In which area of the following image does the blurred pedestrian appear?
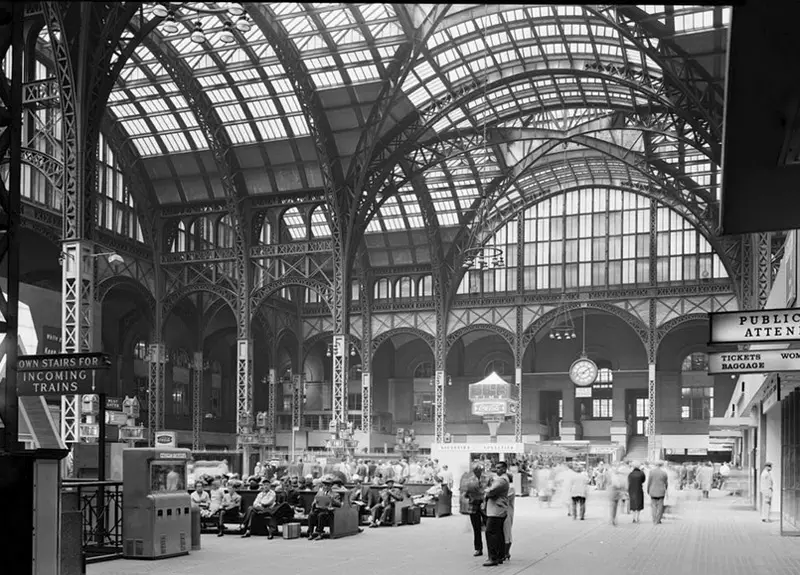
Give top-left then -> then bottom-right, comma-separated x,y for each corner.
628,461 -> 645,524
760,462 -> 774,523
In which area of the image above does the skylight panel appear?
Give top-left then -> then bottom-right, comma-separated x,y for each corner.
247,99 -> 278,118
312,71 -> 345,88
131,137 -> 162,156
161,132 -> 192,153
139,99 -> 170,114
439,212 -> 459,226
110,103 -> 139,118
365,218 -> 382,233
150,114 -> 181,132
188,130 -> 207,148
239,83 -> 270,99
121,119 -> 151,136
256,119 -> 288,140
208,88 -> 236,103
288,115 -> 309,136
226,123 -> 256,145
216,104 -> 247,123
383,217 -> 405,231
348,65 -> 380,82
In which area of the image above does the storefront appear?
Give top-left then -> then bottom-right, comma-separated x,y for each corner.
781,380 -> 800,536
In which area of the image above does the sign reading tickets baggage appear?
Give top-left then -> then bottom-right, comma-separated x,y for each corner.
709,309 -> 800,344
16,352 -> 111,396
708,349 -> 800,374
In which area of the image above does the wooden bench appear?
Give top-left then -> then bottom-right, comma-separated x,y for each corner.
402,483 -> 452,518
365,485 -> 414,526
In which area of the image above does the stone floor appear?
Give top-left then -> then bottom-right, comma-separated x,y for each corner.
90,491 -> 800,575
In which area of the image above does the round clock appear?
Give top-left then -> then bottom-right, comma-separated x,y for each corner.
569,357 -> 598,386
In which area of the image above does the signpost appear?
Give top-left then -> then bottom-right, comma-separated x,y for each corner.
707,349 -> 800,374
16,352 -> 111,396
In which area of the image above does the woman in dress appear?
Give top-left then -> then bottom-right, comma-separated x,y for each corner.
627,461 -> 646,524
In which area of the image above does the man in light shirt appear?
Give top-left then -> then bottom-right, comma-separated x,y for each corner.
190,482 -> 212,518
760,462 -> 774,522
438,464 -> 454,490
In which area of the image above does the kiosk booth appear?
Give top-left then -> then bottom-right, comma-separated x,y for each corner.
122,447 -> 192,559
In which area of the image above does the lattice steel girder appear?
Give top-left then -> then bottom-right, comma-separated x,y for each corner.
133,24 -> 251,344
148,343 -> 167,442
434,370 -> 446,444
757,232 -> 772,309
236,339 -> 253,444
192,351 -> 203,451
22,78 -> 59,108
345,4 -> 451,222
267,366 -> 277,444
161,248 -> 237,266
290,374 -> 303,431
332,335 -> 348,427
250,240 -> 333,259
591,6 -> 724,160
60,240 -> 95,445
361,67 -> 717,215
514,366 -> 523,444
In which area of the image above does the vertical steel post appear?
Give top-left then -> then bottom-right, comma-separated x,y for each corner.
267,366 -> 276,449
0,0 -> 23,453
237,338 -> 253,474
147,342 -> 166,444
192,351 -> 203,451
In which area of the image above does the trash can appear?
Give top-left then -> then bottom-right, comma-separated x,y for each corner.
190,507 -> 201,551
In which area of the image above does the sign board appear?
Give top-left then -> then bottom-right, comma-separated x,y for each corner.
665,448 -> 687,455
40,326 -> 61,355
122,396 -> 140,418
575,387 -> 592,398
80,424 -> 99,438
119,426 -> 145,441
434,443 -> 524,453
158,451 -> 188,460
787,231 -> 797,307
17,352 -> 111,396
105,396 -> 123,411
762,375 -> 781,413
709,309 -> 800,344
707,349 -> 800,375
154,431 -> 177,448
472,401 -> 508,416
105,411 -> 128,426
687,448 -> 708,456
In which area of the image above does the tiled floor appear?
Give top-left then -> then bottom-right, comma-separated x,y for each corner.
89,491 -> 800,575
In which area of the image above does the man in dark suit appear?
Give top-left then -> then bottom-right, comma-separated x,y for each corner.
646,461 -> 669,525
483,461 -> 510,567
462,462 -> 489,557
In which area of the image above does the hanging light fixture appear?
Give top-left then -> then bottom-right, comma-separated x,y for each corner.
548,298 -> 577,340
462,246 -> 505,270
151,2 -> 252,42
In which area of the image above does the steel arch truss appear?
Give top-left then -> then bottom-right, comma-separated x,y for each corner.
655,313 -> 709,351
96,275 -> 156,317
161,284 -> 237,334
371,327 -> 436,355
446,324 -> 517,353
251,277 -> 333,318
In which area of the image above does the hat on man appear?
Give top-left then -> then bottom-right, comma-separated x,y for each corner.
321,475 -> 334,484
352,474 -> 362,482
385,478 -> 395,484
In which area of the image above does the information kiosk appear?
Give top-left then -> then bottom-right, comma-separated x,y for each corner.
122,447 -> 192,559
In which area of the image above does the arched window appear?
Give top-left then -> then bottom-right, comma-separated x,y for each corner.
413,361 -> 434,379
682,352 -> 709,372
484,359 -> 511,377
351,279 -> 360,301
173,221 -> 188,252
395,277 -> 414,299
216,214 -> 234,248
133,340 -> 148,360
189,217 -> 214,251
259,220 -> 272,245
418,275 -> 433,297
374,278 -> 391,299
282,207 -> 305,240
310,206 -> 331,238
96,132 -> 145,242
305,288 -> 321,304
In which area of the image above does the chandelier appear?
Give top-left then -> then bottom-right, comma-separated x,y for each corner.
549,306 -> 577,340
462,246 -> 505,270
151,2 -> 252,44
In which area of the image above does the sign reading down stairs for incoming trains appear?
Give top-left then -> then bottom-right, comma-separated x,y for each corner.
16,352 -> 111,396
709,308 -> 800,344
707,349 -> 800,375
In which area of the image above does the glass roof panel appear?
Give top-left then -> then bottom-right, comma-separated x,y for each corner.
310,206 -> 332,238
283,207 -> 306,240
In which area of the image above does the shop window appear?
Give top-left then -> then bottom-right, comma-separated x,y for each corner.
681,386 -> 714,419
413,392 -> 434,422
597,368 -> 613,383
592,398 -> 613,418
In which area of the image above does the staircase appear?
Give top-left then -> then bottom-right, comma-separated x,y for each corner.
18,395 -> 64,450
625,436 -> 649,462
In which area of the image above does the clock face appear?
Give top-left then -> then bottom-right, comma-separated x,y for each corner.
570,358 -> 598,386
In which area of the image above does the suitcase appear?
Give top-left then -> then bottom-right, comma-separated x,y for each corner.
402,506 -> 421,525
282,522 -> 301,539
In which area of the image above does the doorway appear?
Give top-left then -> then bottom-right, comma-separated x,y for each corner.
539,391 -> 563,440
626,389 -> 649,436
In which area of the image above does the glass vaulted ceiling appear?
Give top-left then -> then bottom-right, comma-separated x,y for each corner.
99,4 -> 727,248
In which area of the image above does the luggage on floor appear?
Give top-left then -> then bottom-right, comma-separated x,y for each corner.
402,506 -> 421,525
283,522 -> 301,539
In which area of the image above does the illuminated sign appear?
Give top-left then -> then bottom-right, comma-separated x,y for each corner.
472,401 -> 508,416
709,309 -> 800,344
80,424 -> 99,438
157,451 -> 188,460
154,431 -> 177,448
575,387 -> 592,398
708,349 -> 800,374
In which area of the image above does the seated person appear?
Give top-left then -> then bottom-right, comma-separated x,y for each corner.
208,479 -> 224,516
216,481 -> 243,537
190,482 -> 213,518
306,476 -> 342,540
369,478 -> 403,527
349,475 -> 367,510
411,476 -> 444,507
241,480 -> 294,539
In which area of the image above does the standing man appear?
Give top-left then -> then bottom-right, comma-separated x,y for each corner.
462,463 -> 489,558
483,461 -> 510,567
439,464 -> 454,490
646,461 -> 669,525
760,462 -> 774,523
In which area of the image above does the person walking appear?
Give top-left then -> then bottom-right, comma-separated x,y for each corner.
646,461 -> 668,525
569,463 -> 590,521
628,461 -> 646,523
608,464 -> 627,526
482,462 -> 510,567
697,462 -> 713,499
760,462 -> 774,523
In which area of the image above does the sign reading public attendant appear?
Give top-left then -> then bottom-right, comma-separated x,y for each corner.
707,349 -> 800,374
17,352 -> 111,396
709,309 -> 800,344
